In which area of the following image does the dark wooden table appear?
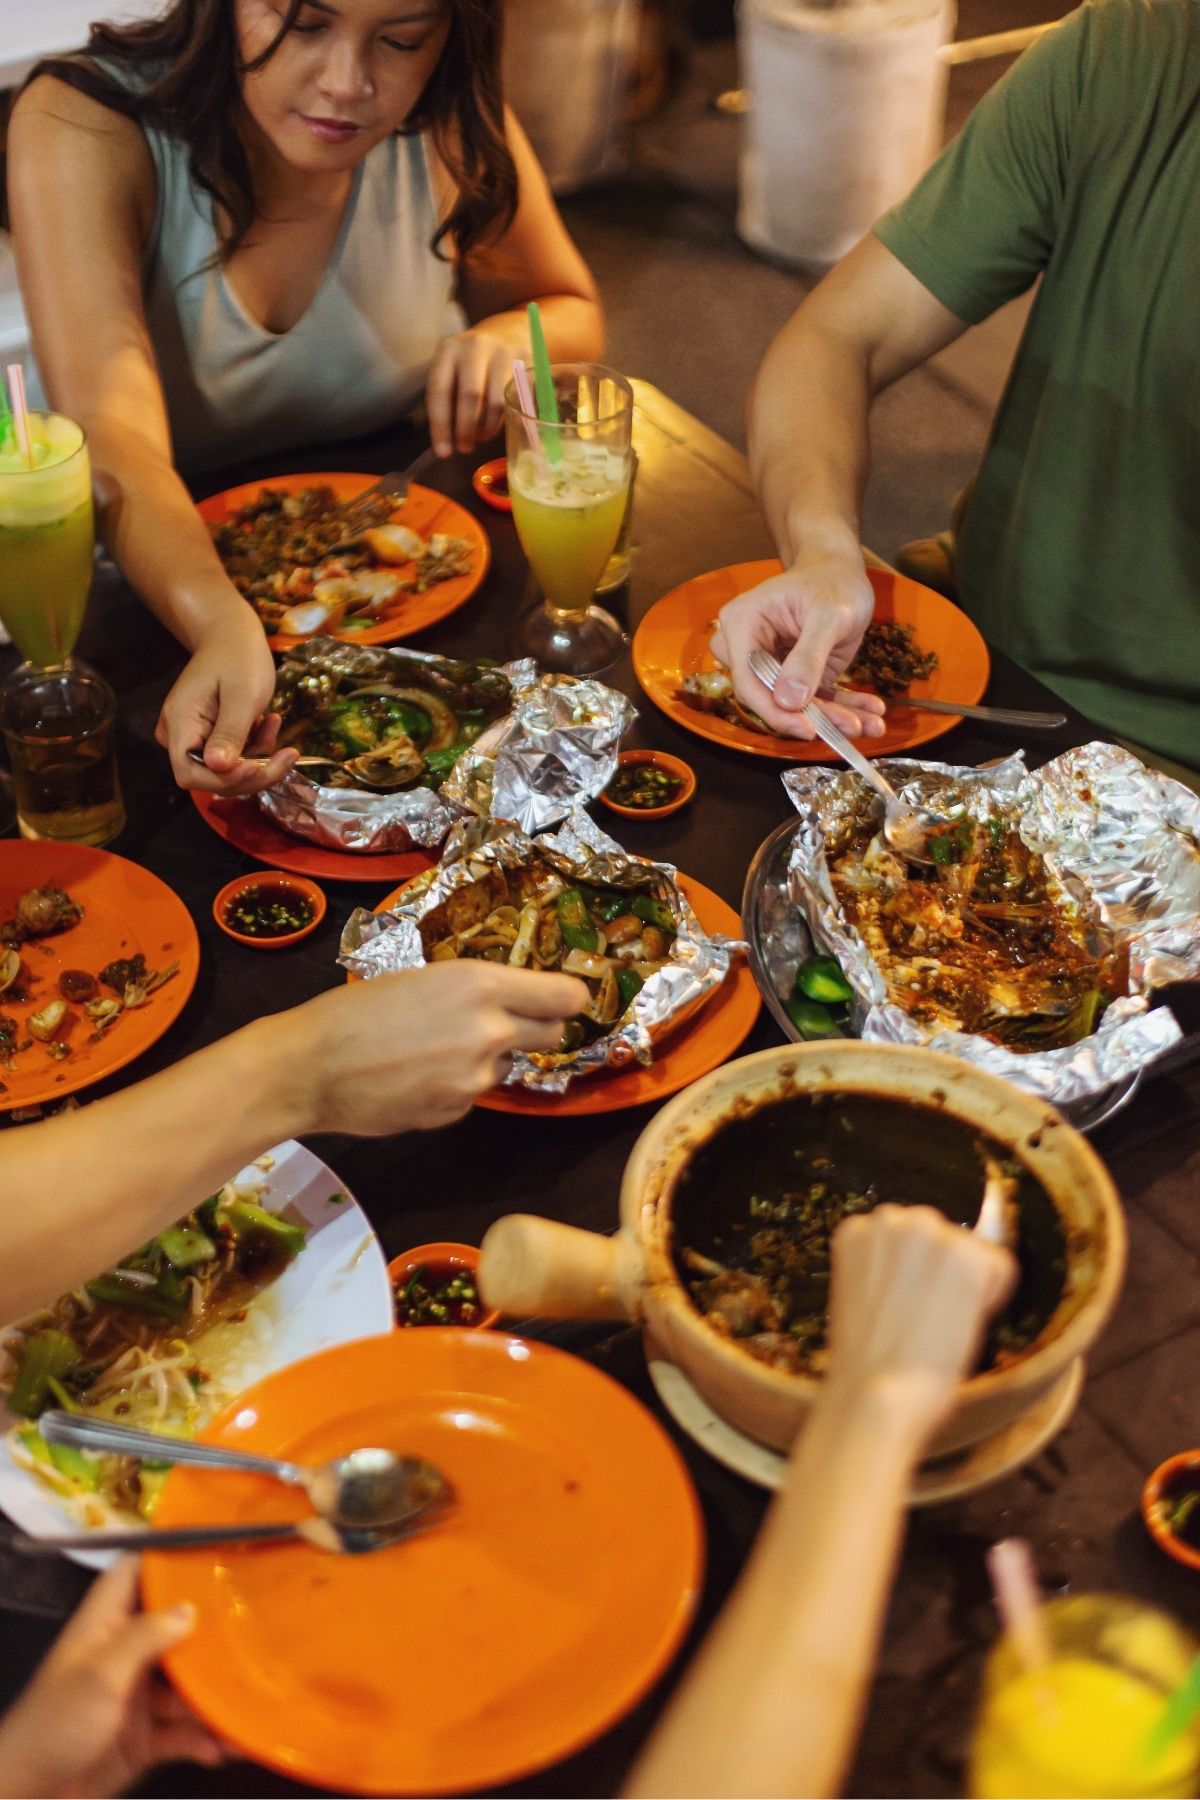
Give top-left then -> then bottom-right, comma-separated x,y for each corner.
2,382 -> 1199,1799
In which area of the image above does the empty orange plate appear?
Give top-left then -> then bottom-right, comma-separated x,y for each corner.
365,873 -> 762,1116
632,561 -> 991,761
197,471 -> 491,651
143,1330 -> 704,1795
0,841 -> 199,1110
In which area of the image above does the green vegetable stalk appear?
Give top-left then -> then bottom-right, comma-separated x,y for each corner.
9,1330 -> 80,1418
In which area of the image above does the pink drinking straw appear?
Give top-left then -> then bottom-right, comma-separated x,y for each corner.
5,364 -> 33,469
511,359 -> 550,482
986,1537 -> 1052,1674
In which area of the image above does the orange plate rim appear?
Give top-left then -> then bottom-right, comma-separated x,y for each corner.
196,471 -> 491,649
632,559 -> 991,761
191,790 -> 440,886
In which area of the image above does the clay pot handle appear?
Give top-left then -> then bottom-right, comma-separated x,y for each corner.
478,1215 -> 640,1321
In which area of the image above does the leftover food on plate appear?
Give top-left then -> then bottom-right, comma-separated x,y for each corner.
0,1163 -> 308,1523
210,484 -> 475,639
678,624 -> 940,733
675,1089 -> 1066,1377
0,885 -> 178,1072
421,864 -> 677,1058
828,810 -> 1124,1051
272,645 -> 512,794
844,621 -> 939,697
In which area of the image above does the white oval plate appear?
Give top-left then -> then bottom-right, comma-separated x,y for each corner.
0,1140 -> 392,1567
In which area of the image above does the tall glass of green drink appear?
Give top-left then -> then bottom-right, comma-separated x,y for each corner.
0,410 -> 95,668
0,410 -> 123,844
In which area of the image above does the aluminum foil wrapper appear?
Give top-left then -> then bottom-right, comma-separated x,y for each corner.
260,639 -> 634,854
339,809 -> 742,1093
782,744 -> 1193,1108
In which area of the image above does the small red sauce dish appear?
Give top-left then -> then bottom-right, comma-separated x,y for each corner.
1143,1451 -> 1200,1571
388,1242 -> 500,1330
213,871 -> 326,949
472,457 -> 512,512
599,750 -> 697,821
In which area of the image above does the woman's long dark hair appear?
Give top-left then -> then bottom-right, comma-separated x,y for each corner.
8,0 -> 516,260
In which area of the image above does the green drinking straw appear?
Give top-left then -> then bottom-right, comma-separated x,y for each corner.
1141,1652 -> 1200,1766
526,301 -> 562,464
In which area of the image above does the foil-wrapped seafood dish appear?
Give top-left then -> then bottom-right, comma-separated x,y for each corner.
777,743 -> 1198,1109
259,639 -> 634,853
339,811 -> 741,1093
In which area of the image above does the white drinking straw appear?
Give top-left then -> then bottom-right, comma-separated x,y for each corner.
5,365 -> 33,469
512,360 -> 550,483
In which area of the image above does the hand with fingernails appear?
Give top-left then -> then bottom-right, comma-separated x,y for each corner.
710,552 -> 888,742
0,1557 -> 226,1798
155,603 -> 299,797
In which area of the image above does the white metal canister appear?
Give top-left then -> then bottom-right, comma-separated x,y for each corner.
737,0 -> 953,269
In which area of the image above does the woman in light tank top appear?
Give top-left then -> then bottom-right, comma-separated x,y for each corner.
6,0 -> 603,795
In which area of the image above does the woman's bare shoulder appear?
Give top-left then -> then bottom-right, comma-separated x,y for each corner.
11,73 -> 155,187
10,73 -> 156,243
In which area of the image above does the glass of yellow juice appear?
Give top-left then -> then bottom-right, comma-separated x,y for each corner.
970,1593 -> 1200,1799
0,411 -> 95,669
506,364 -> 632,674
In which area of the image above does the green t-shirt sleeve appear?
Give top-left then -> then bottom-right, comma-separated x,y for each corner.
874,5 -> 1091,324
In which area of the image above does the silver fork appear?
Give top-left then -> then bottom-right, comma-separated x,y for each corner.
748,648 -> 951,863
324,446 -> 440,549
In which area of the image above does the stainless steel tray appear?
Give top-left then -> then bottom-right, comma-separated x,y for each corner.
739,817 -> 1142,1135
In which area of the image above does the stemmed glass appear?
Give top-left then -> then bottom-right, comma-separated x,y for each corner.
505,364 -> 634,675
0,412 -> 124,843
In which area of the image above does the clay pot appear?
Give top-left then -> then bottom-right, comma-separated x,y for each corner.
479,1042 -> 1125,1458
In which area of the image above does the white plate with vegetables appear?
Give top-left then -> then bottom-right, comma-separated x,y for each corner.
0,1140 -> 391,1567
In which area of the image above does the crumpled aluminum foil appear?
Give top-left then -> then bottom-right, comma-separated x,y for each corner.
260,639 -> 634,853
338,808 -> 742,1093
781,743 -> 1194,1108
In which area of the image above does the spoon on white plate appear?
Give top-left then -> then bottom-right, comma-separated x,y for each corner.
37,1411 -> 451,1532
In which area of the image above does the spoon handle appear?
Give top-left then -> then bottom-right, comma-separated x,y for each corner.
803,702 -> 899,800
13,1521 -> 306,1554
39,1411 -> 306,1487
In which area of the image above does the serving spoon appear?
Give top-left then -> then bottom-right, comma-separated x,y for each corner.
748,648 -> 951,863
38,1411 -> 450,1532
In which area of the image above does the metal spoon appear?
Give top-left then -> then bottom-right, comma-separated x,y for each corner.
748,648 -> 952,864
11,1515 -> 439,1556
38,1411 -> 450,1531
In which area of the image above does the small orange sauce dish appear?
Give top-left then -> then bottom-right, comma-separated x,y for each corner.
213,871 -> 325,949
472,457 -> 512,512
599,749 -> 696,821
389,1241 -> 500,1330
1143,1451 -> 1200,1571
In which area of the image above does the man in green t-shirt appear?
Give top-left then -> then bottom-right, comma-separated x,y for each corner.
714,0 -> 1200,776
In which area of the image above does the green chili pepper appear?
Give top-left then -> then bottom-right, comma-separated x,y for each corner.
784,997 -> 841,1041
556,889 -> 600,952
615,967 -> 644,1012
9,1330 -> 80,1418
794,955 -> 853,1006
631,895 -> 677,935
594,896 -> 628,924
